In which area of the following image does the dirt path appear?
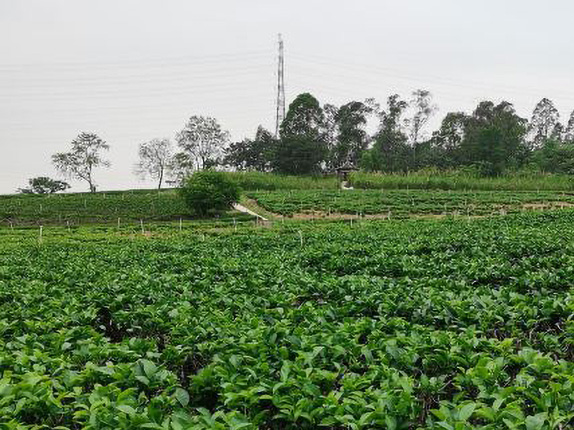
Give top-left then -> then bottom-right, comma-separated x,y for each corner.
233,203 -> 269,222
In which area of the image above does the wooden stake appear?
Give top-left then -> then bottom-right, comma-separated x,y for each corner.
140,219 -> 144,234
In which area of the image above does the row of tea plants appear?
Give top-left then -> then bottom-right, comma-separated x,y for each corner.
246,189 -> 574,217
0,212 -> 573,428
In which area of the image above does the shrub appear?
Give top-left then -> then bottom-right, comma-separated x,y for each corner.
179,171 -> 240,216
18,177 -> 70,194
222,172 -> 339,190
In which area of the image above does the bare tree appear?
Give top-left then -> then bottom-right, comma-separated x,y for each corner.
52,132 -> 110,193
135,138 -> 173,190
174,116 -> 229,175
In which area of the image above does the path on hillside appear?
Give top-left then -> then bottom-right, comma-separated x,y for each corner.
341,180 -> 354,190
233,203 -> 269,222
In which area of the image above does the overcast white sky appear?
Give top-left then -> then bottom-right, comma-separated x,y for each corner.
1,0 -> 574,193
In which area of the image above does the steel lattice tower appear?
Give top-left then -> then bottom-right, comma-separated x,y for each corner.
275,34 -> 286,138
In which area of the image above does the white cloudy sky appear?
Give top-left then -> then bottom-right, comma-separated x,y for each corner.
1,0 -> 573,193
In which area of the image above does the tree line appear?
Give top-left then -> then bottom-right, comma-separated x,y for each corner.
227,92 -> 574,177
21,91 -> 574,193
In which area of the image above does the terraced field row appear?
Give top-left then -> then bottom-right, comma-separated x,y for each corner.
246,189 -> 574,218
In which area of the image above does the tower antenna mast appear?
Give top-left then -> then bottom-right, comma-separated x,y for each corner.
275,34 -> 286,138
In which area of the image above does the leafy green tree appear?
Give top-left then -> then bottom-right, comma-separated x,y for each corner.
460,101 -> 528,175
322,103 -> 339,170
530,98 -> 561,147
565,111 -> 574,143
174,116 -> 229,175
362,94 -> 411,172
224,126 -> 276,171
135,138 -> 173,190
18,177 -> 70,194
273,93 -> 327,174
426,112 -> 468,168
531,139 -> 574,174
178,170 -> 240,216
52,132 -> 110,193
331,100 -> 372,168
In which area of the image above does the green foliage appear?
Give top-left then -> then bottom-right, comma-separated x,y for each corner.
0,189 -> 252,226
273,93 -> 327,174
0,189 -> 189,225
179,171 -> 240,216
173,116 -> 230,177
247,189 -> 574,217
52,132 -> 110,193
350,170 -> 574,191
135,138 -> 174,190
271,135 -> 328,175
211,93 -> 573,177
18,177 -> 70,194
2,211 -> 574,428
530,139 -> 574,174
330,100 -> 372,168
363,94 -> 411,173
224,126 -> 276,171
530,98 -> 562,147
223,172 -> 338,190
459,101 -> 528,176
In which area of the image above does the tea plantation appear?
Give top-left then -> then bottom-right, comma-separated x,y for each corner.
0,190 -> 254,226
1,211 -> 573,429
246,189 -> 574,218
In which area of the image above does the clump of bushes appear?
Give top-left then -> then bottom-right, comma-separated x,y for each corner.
179,171 -> 241,216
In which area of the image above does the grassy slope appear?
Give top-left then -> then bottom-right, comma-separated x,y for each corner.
0,173 -> 337,225
5,170 -> 574,225
351,171 -> 574,191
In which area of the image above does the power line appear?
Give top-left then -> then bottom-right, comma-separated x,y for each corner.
0,50 -> 273,71
288,53 -> 574,100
